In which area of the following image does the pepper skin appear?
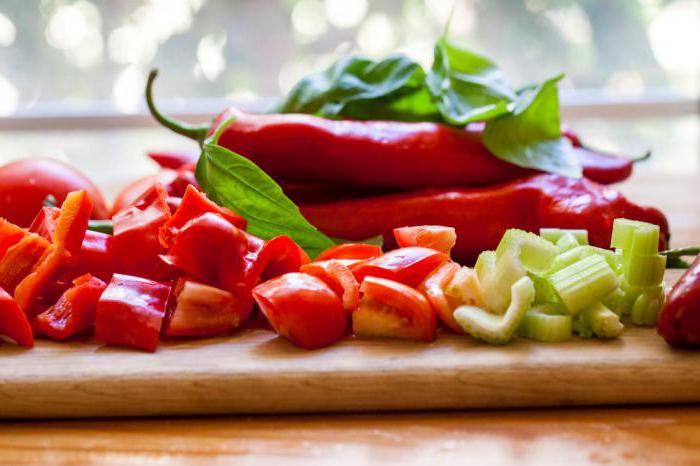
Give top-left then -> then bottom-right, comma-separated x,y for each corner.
211,108 -> 632,189
300,174 -> 669,265
657,255 -> 700,348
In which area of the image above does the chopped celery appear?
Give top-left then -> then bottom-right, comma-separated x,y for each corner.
530,273 -> 560,304
630,286 -> 665,326
555,233 -> 580,253
445,266 -> 485,308
575,302 -> 624,339
623,253 -> 666,287
453,276 -> 535,345
518,309 -> 572,342
548,255 -> 619,314
611,219 -> 657,251
479,230 -> 557,314
540,228 -> 589,246
603,288 -> 627,316
549,245 -> 617,274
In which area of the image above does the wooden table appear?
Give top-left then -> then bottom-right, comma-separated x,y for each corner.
1,170 -> 698,465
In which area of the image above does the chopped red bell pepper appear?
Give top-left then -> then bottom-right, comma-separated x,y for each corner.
95,274 -> 171,352
351,247 -> 448,288
253,272 -> 347,349
0,234 -> 50,295
316,243 -> 382,261
159,185 -> 246,248
33,274 -> 107,340
0,218 -> 26,259
148,151 -> 198,170
28,206 -> 61,240
112,183 -> 172,279
300,260 -> 359,312
163,278 -> 252,337
0,287 -> 33,348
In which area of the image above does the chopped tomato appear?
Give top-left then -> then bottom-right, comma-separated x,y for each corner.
420,262 -> 463,333
247,235 -> 311,283
353,276 -> 436,342
300,260 -> 360,312
161,213 -> 249,291
394,225 -> 457,255
112,184 -> 172,279
159,185 -> 246,248
253,272 -> 347,349
0,287 -> 33,348
316,243 -> 382,261
33,274 -> 107,340
95,274 -> 171,352
163,279 -> 252,337
351,247 -> 448,288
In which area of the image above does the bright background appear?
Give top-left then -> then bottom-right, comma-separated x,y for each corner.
0,0 -> 697,200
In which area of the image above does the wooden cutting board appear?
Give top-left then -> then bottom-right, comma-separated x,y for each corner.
1,269 -> 699,419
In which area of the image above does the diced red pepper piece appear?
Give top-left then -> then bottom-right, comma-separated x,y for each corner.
393,225 -> 457,255
163,278 -> 252,337
316,243 -> 382,261
95,274 -> 171,352
33,274 -> 107,340
148,151 -> 198,170
72,230 -> 115,282
300,260 -> 359,312
0,234 -> 50,295
0,287 -> 33,348
351,247 -> 448,288
0,218 -> 31,262
253,272 -> 347,349
112,184 -> 172,279
52,190 -> 92,255
28,206 -> 61,241
159,185 -> 246,248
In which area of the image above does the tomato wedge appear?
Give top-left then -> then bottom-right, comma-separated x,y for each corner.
316,243 -> 382,261
351,247 -> 448,287
353,276 -> 436,342
393,225 -> 456,255
0,287 -> 33,348
253,272 -> 347,349
33,274 -> 107,340
163,279 -> 252,337
300,260 -> 360,312
420,262 -> 463,333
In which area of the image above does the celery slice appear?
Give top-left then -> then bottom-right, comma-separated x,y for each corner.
548,255 -> 619,314
549,245 -> 617,274
623,254 -> 666,287
453,276 -> 535,345
611,219 -> 655,251
630,286 -> 665,326
518,309 -> 572,342
445,266 -> 485,308
555,233 -> 580,253
530,273 -> 560,304
540,228 -> 588,246
575,302 -> 624,339
479,230 -> 557,314
603,288 -> 626,316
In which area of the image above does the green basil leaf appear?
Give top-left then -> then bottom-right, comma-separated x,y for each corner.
482,74 -> 582,178
196,142 -> 335,258
276,54 -> 439,122
426,38 -> 515,125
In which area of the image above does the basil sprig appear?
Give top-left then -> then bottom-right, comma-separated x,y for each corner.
277,37 -> 581,178
196,119 -> 336,258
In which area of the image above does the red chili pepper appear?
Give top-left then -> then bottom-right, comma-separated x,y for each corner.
33,274 -> 107,341
163,278 -> 252,338
657,255 -> 700,348
95,274 -> 171,352
146,72 -> 635,188
159,185 -> 246,248
112,184 -> 172,280
0,287 -> 33,348
301,174 -> 669,265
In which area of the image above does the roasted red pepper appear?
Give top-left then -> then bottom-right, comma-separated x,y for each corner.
0,287 -> 33,348
112,184 -> 172,280
33,274 -> 107,340
95,274 -> 171,352
657,255 -> 700,348
301,174 -> 669,264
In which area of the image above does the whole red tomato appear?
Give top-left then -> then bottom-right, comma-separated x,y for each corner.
0,158 -> 109,227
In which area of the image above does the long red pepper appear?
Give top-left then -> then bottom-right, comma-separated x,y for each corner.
658,255 -> 700,347
145,71 -> 634,188
299,174 -> 669,264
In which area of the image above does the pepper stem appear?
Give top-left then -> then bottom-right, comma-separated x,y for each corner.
145,69 -> 210,143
